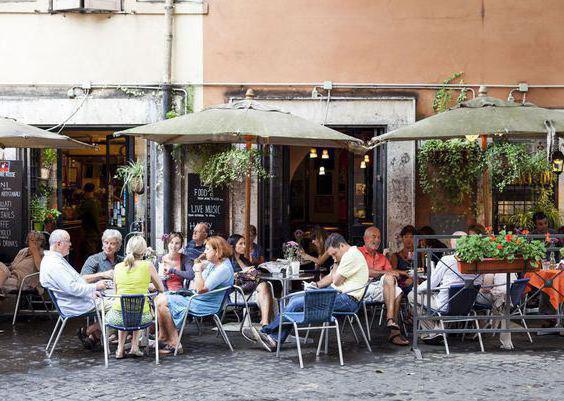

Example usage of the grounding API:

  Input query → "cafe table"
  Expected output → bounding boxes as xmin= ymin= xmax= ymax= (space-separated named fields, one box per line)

xmin=524 ymin=269 xmax=564 ymax=323
xmin=258 ymin=272 xmax=315 ymax=303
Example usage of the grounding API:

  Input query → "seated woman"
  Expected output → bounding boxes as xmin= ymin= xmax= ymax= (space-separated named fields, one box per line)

xmin=159 ymin=232 xmax=192 ymax=291
xmin=105 ymin=235 xmax=164 ymax=359
xmin=417 ymin=226 xmax=448 ymax=266
xmin=0 ymin=231 xmax=46 ymax=296
xmin=300 ymin=226 xmax=333 ymax=276
xmin=227 ymin=234 xmax=274 ymax=328
xmin=155 ymin=236 xmax=235 ymax=355
xmin=390 ymin=225 xmax=417 ymax=292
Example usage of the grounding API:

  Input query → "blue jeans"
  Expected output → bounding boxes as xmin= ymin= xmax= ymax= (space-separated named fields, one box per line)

xmin=261 ymin=291 xmax=359 ymax=344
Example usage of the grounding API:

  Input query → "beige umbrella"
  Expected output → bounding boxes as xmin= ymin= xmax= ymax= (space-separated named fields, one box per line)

xmin=0 ymin=117 xmax=94 ymax=149
xmin=116 ymin=90 xmax=364 ymax=257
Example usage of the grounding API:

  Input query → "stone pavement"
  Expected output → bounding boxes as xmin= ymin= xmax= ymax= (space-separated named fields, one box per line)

xmin=0 ymin=316 xmax=563 ymax=401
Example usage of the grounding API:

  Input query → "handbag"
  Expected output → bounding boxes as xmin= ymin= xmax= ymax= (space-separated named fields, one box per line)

xmin=236 ymin=268 xmax=260 ymax=293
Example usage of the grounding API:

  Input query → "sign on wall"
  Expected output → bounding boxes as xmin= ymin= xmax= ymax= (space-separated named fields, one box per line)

xmin=187 ymin=173 xmax=228 ymax=237
xmin=0 ymin=160 xmax=23 ymax=263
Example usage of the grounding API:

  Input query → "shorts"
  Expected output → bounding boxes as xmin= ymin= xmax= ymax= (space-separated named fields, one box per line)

xmin=105 ymin=308 xmax=153 ymax=327
xmin=364 ymin=275 xmax=403 ymax=303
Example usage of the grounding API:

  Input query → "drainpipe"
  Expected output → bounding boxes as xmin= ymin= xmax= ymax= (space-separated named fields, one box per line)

xmin=161 ymin=0 xmax=174 ymax=236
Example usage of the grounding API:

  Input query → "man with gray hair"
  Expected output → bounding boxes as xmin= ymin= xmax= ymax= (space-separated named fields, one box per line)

xmin=40 ymin=229 xmax=110 ymax=349
xmin=408 ymin=231 xmax=482 ymax=344
xmin=81 ymin=229 xmax=123 ymax=283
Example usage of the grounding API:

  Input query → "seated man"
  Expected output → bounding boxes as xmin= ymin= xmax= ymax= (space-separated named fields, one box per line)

xmin=359 ymin=226 xmax=408 ymax=346
xmin=181 ymin=222 xmax=209 ymax=284
xmin=249 ymin=225 xmax=265 ymax=265
xmin=80 ymin=229 xmax=123 ymax=283
xmin=155 ymin=236 xmax=234 ymax=355
xmin=257 ymin=233 xmax=368 ymax=352
xmin=0 ymin=231 xmax=45 ymax=296
xmin=408 ymin=231 xmax=482 ymax=344
xmin=40 ymin=229 xmax=109 ymax=348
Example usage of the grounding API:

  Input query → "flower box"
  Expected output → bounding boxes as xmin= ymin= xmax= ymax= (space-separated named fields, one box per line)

xmin=458 ymin=258 xmax=541 ymax=274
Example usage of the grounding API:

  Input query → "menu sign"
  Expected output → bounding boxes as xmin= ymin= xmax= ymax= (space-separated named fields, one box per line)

xmin=187 ymin=173 xmax=228 ymax=237
xmin=0 ymin=160 xmax=22 ymax=263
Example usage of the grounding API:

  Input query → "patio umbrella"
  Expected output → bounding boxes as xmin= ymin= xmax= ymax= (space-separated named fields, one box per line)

xmin=116 ymin=90 xmax=364 ymax=256
xmin=368 ymin=87 xmax=564 ymax=225
xmin=0 ymin=117 xmax=94 ymax=149
xmin=370 ymin=89 xmax=564 ymax=145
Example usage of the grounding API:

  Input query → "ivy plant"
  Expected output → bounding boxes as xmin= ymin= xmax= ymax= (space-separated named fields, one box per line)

xmin=41 ymin=149 xmax=57 ymax=169
xmin=198 ymin=147 xmax=269 ymax=188
xmin=433 ymin=71 xmax=467 ymax=113
xmin=418 ymin=139 xmax=483 ymax=209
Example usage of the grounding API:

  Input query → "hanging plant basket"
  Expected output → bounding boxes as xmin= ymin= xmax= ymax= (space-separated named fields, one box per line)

xmin=129 ymin=176 xmax=145 ymax=195
xmin=458 ymin=258 xmax=541 ymax=274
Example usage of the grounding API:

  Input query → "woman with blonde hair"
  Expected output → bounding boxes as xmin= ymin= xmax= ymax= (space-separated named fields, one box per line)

xmin=106 ymin=235 xmax=164 ymax=359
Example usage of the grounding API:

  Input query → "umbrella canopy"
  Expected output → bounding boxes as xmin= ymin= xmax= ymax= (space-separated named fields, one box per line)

xmin=115 ymin=98 xmax=364 ymax=150
xmin=0 ymin=117 xmax=94 ymax=149
xmin=370 ymin=93 xmax=564 ymax=145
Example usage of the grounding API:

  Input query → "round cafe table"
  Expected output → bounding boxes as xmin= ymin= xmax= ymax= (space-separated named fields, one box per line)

xmin=258 ymin=272 xmax=315 ymax=303
xmin=524 ymin=269 xmax=564 ymax=311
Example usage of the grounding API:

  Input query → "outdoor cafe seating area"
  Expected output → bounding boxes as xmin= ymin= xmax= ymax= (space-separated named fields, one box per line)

xmin=5 ymin=221 xmax=564 ymax=369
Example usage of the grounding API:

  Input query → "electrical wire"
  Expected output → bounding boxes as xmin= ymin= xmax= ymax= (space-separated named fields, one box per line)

xmin=46 ymin=88 xmax=91 ymax=132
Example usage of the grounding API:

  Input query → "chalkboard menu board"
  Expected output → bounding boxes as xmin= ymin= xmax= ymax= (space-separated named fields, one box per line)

xmin=187 ymin=173 xmax=228 ymax=237
xmin=0 ymin=160 xmax=23 ymax=263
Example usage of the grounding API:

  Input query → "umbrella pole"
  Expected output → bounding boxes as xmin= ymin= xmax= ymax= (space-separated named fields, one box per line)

xmin=244 ymin=142 xmax=252 ymax=260
xmin=481 ymin=135 xmax=492 ymax=227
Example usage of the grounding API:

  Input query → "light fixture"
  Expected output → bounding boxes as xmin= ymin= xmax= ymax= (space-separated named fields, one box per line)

xmin=551 ymin=150 xmax=564 ymax=175
xmin=364 ymin=154 xmax=370 ymax=163
xmin=465 ymin=134 xmax=480 ymax=142
xmin=321 ymin=149 xmax=329 ymax=159
xmin=319 ymin=166 xmax=325 ymax=175
xmin=360 ymin=161 xmax=367 ymax=169
xmin=309 ymin=148 xmax=318 ymax=158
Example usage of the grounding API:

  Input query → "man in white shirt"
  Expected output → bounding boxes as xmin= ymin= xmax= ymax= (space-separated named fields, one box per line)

xmin=408 ymin=231 xmax=482 ymax=343
xmin=40 ymin=229 xmax=109 ymax=348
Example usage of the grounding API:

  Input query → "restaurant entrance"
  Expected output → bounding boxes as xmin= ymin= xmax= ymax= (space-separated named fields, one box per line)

xmin=261 ymin=126 xmax=386 ymax=259
xmin=54 ymin=130 xmax=135 ymax=268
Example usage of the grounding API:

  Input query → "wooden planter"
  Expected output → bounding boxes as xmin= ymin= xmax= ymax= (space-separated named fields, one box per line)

xmin=458 ymin=258 xmax=541 ymax=274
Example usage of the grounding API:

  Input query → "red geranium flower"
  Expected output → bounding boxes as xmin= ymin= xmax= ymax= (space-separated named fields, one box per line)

xmin=489 ymin=235 xmax=496 ymax=241
xmin=505 ymin=234 xmax=512 ymax=242
xmin=485 ymin=226 xmax=492 ymax=233
xmin=522 ymin=229 xmax=529 ymax=235
xmin=546 ymin=233 xmax=551 ymax=242
xmin=496 ymin=244 xmax=503 ymax=249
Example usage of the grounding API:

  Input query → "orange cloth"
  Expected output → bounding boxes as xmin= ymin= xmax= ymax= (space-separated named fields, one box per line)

xmin=525 ymin=270 xmax=564 ymax=310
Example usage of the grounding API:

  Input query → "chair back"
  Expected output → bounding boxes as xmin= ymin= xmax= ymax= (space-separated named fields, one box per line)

xmin=445 ymin=284 xmax=480 ymax=316
xmin=303 ymin=288 xmax=338 ymax=324
xmin=509 ymin=278 xmax=530 ymax=307
xmin=119 ymin=294 xmax=147 ymax=328
xmin=46 ymin=288 xmax=65 ymax=316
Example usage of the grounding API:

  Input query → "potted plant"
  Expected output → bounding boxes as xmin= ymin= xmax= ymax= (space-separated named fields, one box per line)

xmin=455 ymin=229 xmax=546 ymax=274
xmin=283 ymin=241 xmax=301 ymax=275
xmin=30 ymin=196 xmax=61 ymax=232
xmin=115 ymin=160 xmax=145 ymax=195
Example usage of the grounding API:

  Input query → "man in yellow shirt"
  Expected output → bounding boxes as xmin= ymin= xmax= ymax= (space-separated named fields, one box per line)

xmin=258 ymin=233 xmax=369 ymax=351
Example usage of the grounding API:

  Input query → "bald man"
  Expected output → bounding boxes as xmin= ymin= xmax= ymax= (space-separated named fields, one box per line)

xmin=359 ymin=226 xmax=408 ymax=346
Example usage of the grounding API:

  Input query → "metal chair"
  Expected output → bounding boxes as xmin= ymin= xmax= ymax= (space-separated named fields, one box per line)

xmin=44 ymin=288 xmax=100 ymax=359
xmin=332 ymin=284 xmax=372 ymax=352
xmin=425 ymin=284 xmax=483 ymax=355
xmin=99 ymin=293 xmax=159 ymax=367
xmin=12 ymin=272 xmax=53 ymax=325
xmin=276 ymin=288 xmax=341 ymax=368
xmin=174 ymin=286 xmax=234 ymax=355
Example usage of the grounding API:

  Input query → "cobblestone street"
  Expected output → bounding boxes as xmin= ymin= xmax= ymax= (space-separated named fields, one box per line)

xmin=1 ymin=316 xmax=563 ymax=400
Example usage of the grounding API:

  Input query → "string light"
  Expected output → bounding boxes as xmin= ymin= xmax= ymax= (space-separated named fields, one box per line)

xmin=319 ymin=166 xmax=326 ymax=175
xmin=309 ymin=148 xmax=317 ymax=158
xmin=321 ymin=149 xmax=329 ymax=159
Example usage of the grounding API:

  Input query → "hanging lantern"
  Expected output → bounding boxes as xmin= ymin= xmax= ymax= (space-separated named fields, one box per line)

xmin=360 ymin=161 xmax=367 ymax=169
xmin=321 ymin=149 xmax=329 ymax=159
xmin=551 ymin=150 xmax=564 ymax=175
xmin=319 ymin=166 xmax=326 ymax=175
xmin=364 ymin=154 xmax=370 ymax=163
xmin=309 ymin=148 xmax=317 ymax=158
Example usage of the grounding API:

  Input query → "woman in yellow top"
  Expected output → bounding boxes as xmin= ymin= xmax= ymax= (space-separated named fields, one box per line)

xmin=106 ymin=235 xmax=164 ymax=359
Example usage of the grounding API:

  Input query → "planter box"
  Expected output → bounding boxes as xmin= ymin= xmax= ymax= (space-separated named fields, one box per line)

xmin=458 ymin=258 xmax=541 ymax=274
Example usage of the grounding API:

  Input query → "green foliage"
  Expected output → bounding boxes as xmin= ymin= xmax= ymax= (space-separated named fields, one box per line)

xmin=433 ymin=72 xmax=467 ymax=113
xmin=505 ymin=187 xmax=561 ymax=229
xmin=456 ymin=231 xmax=546 ymax=265
xmin=198 ymin=147 xmax=269 ymax=188
xmin=30 ymin=196 xmax=61 ymax=223
xmin=165 ymin=110 xmax=178 ymax=119
xmin=41 ymin=149 xmax=57 ymax=169
xmin=418 ymin=139 xmax=483 ymax=209
xmin=115 ymin=160 xmax=145 ymax=194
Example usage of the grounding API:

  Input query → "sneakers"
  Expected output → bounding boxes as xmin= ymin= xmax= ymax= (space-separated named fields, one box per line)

xmin=256 ymin=331 xmax=277 ymax=352
xmin=422 ymin=336 xmax=444 ymax=345
xmin=242 ymin=326 xmax=260 ymax=343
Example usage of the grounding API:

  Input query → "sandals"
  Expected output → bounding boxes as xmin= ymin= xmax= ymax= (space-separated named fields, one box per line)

xmin=389 ymin=332 xmax=409 ymax=346
xmin=386 ymin=318 xmax=400 ymax=331
xmin=115 ymin=350 xmax=125 ymax=359
xmin=128 ymin=349 xmax=144 ymax=358
xmin=159 ymin=343 xmax=183 ymax=355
